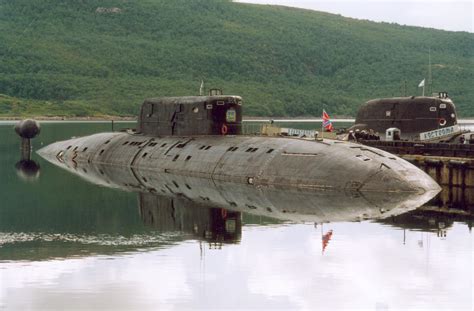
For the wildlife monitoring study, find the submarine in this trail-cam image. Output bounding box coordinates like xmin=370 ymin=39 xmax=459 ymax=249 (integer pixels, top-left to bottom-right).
xmin=37 ymin=90 xmax=441 ymax=210
xmin=348 ymin=92 xmax=462 ymax=142
xmin=39 ymin=144 xmax=439 ymax=223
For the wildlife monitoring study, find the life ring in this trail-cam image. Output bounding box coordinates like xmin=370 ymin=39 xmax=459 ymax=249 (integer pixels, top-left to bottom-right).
xmin=221 ymin=124 xmax=228 ymax=135
xmin=439 ymin=118 xmax=447 ymax=126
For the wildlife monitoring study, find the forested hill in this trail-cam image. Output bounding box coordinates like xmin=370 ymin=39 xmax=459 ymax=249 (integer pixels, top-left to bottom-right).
xmin=0 ymin=0 xmax=473 ymax=117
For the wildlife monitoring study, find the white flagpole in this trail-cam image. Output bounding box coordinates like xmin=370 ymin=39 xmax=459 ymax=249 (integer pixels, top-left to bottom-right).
xmin=428 ymin=48 xmax=432 ymax=95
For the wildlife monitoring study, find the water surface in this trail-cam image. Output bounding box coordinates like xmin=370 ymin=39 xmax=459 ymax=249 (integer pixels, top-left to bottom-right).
xmin=0 ymin=122 xmax=472 ymax=310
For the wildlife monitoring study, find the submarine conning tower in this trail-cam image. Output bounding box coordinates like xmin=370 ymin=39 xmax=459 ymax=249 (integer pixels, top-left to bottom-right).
xmin=138 ymin=90 xmax=242 ymax=136
xmin=350 ymin=92 xmax=459 ymax=141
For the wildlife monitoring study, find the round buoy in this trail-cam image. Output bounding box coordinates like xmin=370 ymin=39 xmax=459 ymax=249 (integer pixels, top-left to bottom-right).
xmin=439 ymin=118 xmax=447 ymax=126
xmin=14 ymin=119 xmax=40 ymax=139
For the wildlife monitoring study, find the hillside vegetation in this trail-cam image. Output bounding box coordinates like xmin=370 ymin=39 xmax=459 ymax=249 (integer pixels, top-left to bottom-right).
xmin=0 ymin=0 xmax=472 ymax=117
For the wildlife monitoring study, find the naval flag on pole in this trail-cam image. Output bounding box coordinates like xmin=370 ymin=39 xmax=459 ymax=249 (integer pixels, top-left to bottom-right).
xmin=418 ymin=79 xmax=425 ymax=96
xmin=199 ymin=80 xmax=204 ymax=96
xmin=322 ymin=110 xmax=334 ymax=132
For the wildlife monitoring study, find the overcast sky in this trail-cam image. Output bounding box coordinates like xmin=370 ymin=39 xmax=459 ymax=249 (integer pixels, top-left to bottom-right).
xmin=236 ymin=0 xmax=473 ymax=33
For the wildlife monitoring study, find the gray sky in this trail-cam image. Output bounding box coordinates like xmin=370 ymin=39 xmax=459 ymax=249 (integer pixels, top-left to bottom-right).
xmin=236 ymin=0 xmax=473 ymax=32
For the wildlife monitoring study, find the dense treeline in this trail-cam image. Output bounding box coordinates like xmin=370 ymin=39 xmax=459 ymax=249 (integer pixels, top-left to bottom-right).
xmin=0 ymin=0 xmax=472 ymax=117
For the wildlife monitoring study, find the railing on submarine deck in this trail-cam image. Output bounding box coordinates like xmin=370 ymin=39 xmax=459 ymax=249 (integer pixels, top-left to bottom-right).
xmin=242 ymin=122 xmax=264 ymax=135
xmin=244 ymin=123 xmax=339 ymax=139
xmin=361 ymin=140 xmax=474 ymax=158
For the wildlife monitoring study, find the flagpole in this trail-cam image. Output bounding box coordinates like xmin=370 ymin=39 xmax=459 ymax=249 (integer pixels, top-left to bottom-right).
xmin=321 ymin=118 xmax=324 ymax=139
xmin=428 ymin=47 xmax=432 ymax=95
xmin=321 ymin=223 xmax=323 ymax=254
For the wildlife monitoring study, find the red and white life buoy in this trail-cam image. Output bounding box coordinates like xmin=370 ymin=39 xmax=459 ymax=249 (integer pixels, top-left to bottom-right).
xmin=439 ymin=118 xmax=447 ymax=126
xmin=221 ymin=124 xmax=228 ymax=135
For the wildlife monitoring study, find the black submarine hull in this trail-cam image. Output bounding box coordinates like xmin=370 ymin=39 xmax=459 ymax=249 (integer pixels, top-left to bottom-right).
xmin=350 ymin=95 xmax=461 ymax=142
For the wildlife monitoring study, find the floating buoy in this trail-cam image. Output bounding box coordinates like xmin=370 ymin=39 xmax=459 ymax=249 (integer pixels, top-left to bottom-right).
xmin=14 ymin=119 xmax=40 ymax=139
xmin=14 ymin=119 xmax=40 ymax=162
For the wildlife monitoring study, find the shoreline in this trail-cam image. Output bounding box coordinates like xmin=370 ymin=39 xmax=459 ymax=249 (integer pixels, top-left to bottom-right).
xmin=0 ymin=116 xmax=136 ymax=121
xmin=1 ymin=116 xmax=474 ymax=124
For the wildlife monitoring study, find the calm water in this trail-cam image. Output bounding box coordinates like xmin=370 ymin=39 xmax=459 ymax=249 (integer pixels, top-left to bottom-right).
xmin=0 ymin=122 xmax=472 ymax=310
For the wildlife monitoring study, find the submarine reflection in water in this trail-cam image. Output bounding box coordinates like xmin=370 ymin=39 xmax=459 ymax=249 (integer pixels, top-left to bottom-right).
xmin=139 ymin=193 xmax=242 ymax=246
xmin=377 ymin=208 xmax=473 ymax=243
xmin=39 ymin=148 xmax=439 ymax=223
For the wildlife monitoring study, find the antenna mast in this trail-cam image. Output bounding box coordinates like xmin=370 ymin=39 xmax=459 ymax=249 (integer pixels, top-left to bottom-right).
xmin=428 ymin=48 xmax=432 ymax=95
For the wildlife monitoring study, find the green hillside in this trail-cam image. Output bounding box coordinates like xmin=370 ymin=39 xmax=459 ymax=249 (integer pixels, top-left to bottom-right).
xmin=0 ymin=0 xmax=472 ymax=117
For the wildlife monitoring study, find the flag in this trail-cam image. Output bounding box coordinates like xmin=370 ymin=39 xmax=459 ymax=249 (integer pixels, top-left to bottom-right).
xmin=322 ymin=230 xmax=333 ymax=253
xmin=418 ymin=79 xmax=425 ymax=88
xmin=322 ymin=109 xmax=334 ymax=132
xmin=199 ymin=80 xmax=204 ymax=96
